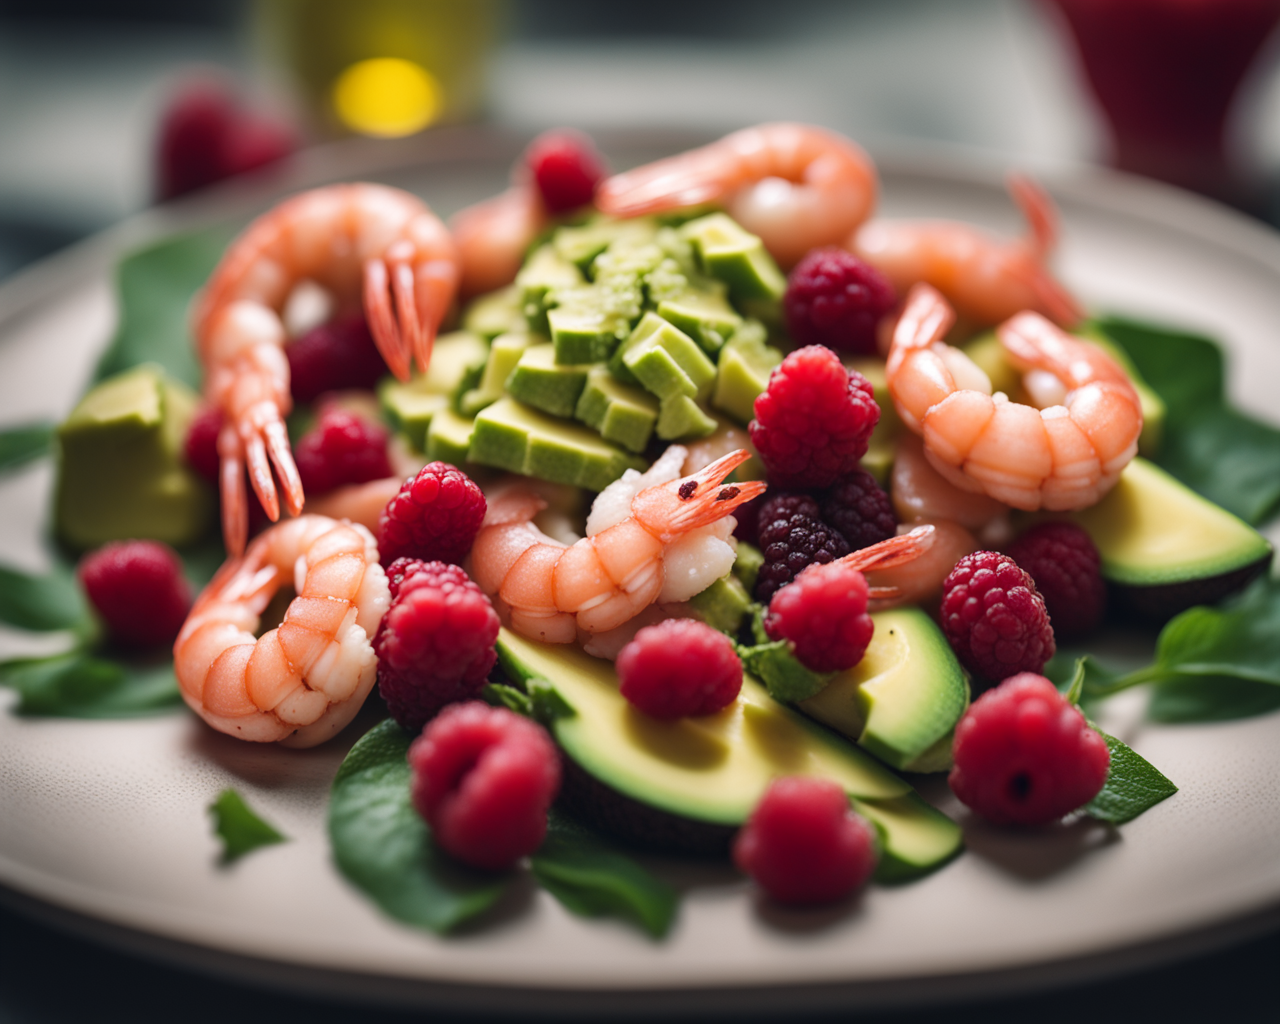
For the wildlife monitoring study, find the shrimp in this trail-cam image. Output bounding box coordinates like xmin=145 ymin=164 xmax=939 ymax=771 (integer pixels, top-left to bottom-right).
xmin=850 ymin=175 xmax=1082 ymax=330
xmin=173 ymin=515 xmax=390 ymax=748
xmin=596 ymin=123 xmax=878 ymax=269
xmin=468 ymin=449 xmax=766 ymax=643
xmin=865 ymin=521 xmax=978 ymax=609
xmin=195 ymin=184 xmax=459 ymax=556
xmin=886 ymin=283 xmax=1142 ymax=512
xmin=450 ymin=186 xmax=547 ymax=298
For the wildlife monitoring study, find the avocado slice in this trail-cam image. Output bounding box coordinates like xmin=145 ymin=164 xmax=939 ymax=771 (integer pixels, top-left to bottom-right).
xmin=424 ymin=408 xmax=475 ymax=467
xmin=680 ymin=213 xmax=787 ymax=302
xmin=655 ymin=393 xmax=718 ymax=441
xmin=517 ymin=245 xmax=584 ymax=334
xmin=1066 ymin=457 xmax=1273 ymax=621
xmin=612 ymin=312 xmax=717 ymax=401
xmin=710 ymin=321 xmax=782 ymax=426
xmin=574 ymin=366 xmax=659 ymax=453
xmin=554 ymin=216 xmax=659 ymax=272
xmin=844 ymin=356 xmax=904 ymax=485
xmin=380 ymin=330 xmax=488 ymax=450
xmin=496 ymin=629 xmax=962 ymax=877
xmin=657 ymin=280 xmax=742 ymax=357
xmin=456 ymin=331 xmax=535 ymax=418
xmin=505 ymin=343 xmax=594 ymax=419
xmin=462 ymin=284 xmax=524 ymax=340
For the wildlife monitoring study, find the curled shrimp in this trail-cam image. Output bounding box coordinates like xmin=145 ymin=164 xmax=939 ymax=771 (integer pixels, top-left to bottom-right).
xmin=596 ymin=123 xmax=878 ymax=269
xmin=450 ymin=186 xmax=547 ymax=298
xmin=469 ymin=448 xmax=766 ymax=643
xmin=173 ymin=515 xmax=390 ymax=747
xmin=195 ymin=184 xmax=459 ymax=555
xmin=851 ymin=175 xmax=1081 ymax=330
xmin=886 ymin=283 xmax=1142 ymax=511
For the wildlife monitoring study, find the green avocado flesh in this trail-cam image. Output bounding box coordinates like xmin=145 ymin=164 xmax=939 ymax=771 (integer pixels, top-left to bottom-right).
xmin=496 ymin=629 xmax=962 ymax=877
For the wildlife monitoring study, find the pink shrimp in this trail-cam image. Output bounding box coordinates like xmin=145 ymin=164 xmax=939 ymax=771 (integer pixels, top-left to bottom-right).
xmin=173 ymin=515 xmax=390 ymax=747
xmin=468 ymin=449 xmax=766 ymax=643
xmin=850 ymin=175 xmax=1082 ymax=330
xmin=886 ymin=283 xmax=1142 ymax=511
xmin=596 ymin=123 xmax=878 ymax=269
xmin=195 ymin=184 xmax=459 ymax=556
xmin=450 ymin=186 xmax=548 ymax=298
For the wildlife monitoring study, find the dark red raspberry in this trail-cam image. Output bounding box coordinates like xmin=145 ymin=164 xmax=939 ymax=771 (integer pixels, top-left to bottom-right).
xmin=374 ymin=560 xmax=501 ymax=733
xmin=755 ymin=510 xmax=850 ymax=604
xmin=378 ymin=462 xmax=487 ymax=568
xmin=78 ymin=540 xmax=192 ymax=649
xmin=749 ymin=346 xmax=880 ymax=489
xmin=764 ymin=562 xmax=872 ymax=673
xmin=524 ymin=129 xmax=606 ymax=214
xmin=949 ymin=673 xmax=1111 ymax=826
xmin=784 ymin=248 xmax=897 ymax=355
xmin=733 ymin=776 xmax=878 ymax=904
xmin=184 ymin=405 xmax=223 ymax=485
xmin=409 ymin=701 xmax=561 ymax=871
xmin=820 ymin=470 xmax=897 ymax=551
xmin=286 ymin=312 xmax=388 ymax=405
xmin=294 ymin=409 xmax=392 ymax=496
xmin=616 ymin=619 xmax=743 ymax=718
xmin=1007 ymin=522 xmax=1106 ymax=640
xmin=940 ymin=551 xmax=1055 ymax=683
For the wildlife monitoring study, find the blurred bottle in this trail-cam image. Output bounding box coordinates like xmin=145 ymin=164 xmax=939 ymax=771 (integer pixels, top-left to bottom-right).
xmin=255 ymin=0 xmax=501 ymax=139
xmin=1047 ymin=0 xmax=1280 ymax=205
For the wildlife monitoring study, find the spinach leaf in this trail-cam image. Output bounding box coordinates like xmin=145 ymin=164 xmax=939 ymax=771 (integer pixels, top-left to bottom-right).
xmin=328 ymin=719 xmax=512 ymax=934
xmin=1147 ymin=675 xmax=1280 ymax=723
xmin=209 ymin=788 xmax=287 ymax=863
xmin=0 ymin=563 xmax=86 ymax=632
xmin=0 ymin=421 xmax=54 ymax=473
xmin=1084 ymin=730 xmax=1178 ymax=825
xmin=0 ymin=652 xmax=182 ymax=717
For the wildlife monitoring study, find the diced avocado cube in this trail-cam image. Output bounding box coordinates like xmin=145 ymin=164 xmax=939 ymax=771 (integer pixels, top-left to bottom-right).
xmin=517 ymin=245 xmax=584 ymax=333
xmin=688 ymin=573 xmax=753 ymax=635
xmin=462 ymin=285 xmax=524 ymax=340
xmin=657 ymin=279 xmax=742 ymax=357
xmin=469 ymin=397 xmax=644 ymax=491
xmin=712 ymin=321 xmax=783 ymax=425
xmin=1078 ymin=326 xmax=1167 ymax=457
xmin=505 ymin=344 xmax=593 ymax=419
xmin=548 ymin=303 xmax=629 ymax=365
xmin=733 ymin=541 xmax=764 ymax=594
xmin=555 ymin=216 xmax=659 ymax=273
xmin=574 ymin=366 xmax=659 ymax=453
xmin=458 ymin=331 xmax=535 ymax=417
xmin=681 ymin=212 xmax=786 ymax=301
xmin=958 ymin=332 xmax=1022 ymax=399
xmin=656 ymin=394 xmax=718 ymax=441
xmin=425 ymin=408 xmax=475 ymax=467
xmin=55 ymin=365 xmax=213 ymax=549
xmin=380 ymin=331 xmax=488 ymax=449
xmin=380 ymin=384 xmax=449 ymax=452
xmin=844 ymin=356 xmax=902 ymax=484
xmin=616 ymin=312 xmax=717 ymax=402
xmin=421 ymin=331 xmax=489 ymax=395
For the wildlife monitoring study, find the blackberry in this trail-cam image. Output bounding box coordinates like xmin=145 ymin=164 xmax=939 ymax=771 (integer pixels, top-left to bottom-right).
xmin=820 ymin=470 xmax=897 ymax=551
xmin=755 ymin=510 xmax=850 ymax=603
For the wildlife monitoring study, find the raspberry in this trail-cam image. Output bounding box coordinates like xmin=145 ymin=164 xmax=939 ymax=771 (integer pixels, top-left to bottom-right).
xmin=949 ymin=673 xmax=1111 ymax=826
xmin=374 ymin=560 xmax=501 ymax=733
xmin=749 ymin=346 xmax=880 ymax=489
xmin=294 ymin=409 xmax=392 ymax=496
xmin=184 ymin=405 xmax=223 ymax=485
xmin=616 ymin=619 xmax=743 ymax=718
xmin=820 ymin=469 xmax=897 ymax=551
xmin=78 ymin=541 xmax=192 ymax=649
xmin=378 ymin=462 xmax=487 ymax=568
xmin=286 ymin=312 xmax=388 ymax=404
xmin=733 ymin=777 xmax=878 ymax=904
xmin=754 ymin=509 xmax=850 ymax=604
xmin=784 ymin=248 xmax=897 ymax=356
xmin=409 ymin=701 xmax=561 ymax=871
xmin=1007 ymin=522 xmax=1106 ymax=640
xmin=764 ymin=562 xmax=872 ymax=673
xmin=940 ymin=551 xmax=1055 ymax=684
xmin=524 ymin=129 xmax=606 ymax=214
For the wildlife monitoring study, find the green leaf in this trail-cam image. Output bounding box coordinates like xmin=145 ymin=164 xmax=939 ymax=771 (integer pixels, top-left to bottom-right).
xmin=1084 ymin=730 xmax=1178 ymax=825
xmin=1062 ymin=657 xmax=1087 ymax=705
xmin=0 ymin=652 xmax=182 ymax=717
xmin=1148 ymin=675 xmax=1280 ymax=723
xmin=0 ymin=563 xmax=87 ymax=632
xmin=1093 ymin=317 xmax=1224 ymax=420
xmin=328 ymin=718 xmax=512 ymax=934
xmin=0 ymin=421 xmax=54 ymax=473
xmin=1151 ymin=577 xmax=1280 ymax=685
xmin=209 ymin=788 xmax=287 ymax=864
xmin=531 ymin=808 xmax=678 ymax=939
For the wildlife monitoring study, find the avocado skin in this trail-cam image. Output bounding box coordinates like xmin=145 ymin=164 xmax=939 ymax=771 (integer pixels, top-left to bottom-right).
xmin=1108 ymin=553 xmax=1271 ymax=625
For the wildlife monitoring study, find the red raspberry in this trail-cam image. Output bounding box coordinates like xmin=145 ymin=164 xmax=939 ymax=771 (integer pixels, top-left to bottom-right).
xmin=374 ymin=560 xmax=501 ymax=733
xmin=949 ymin=673 xmax=1111 ymax=826
xmin=616 ymin=619 xmax=743 ymax=718
xmin=764 ymin=561 xmax=872 ymax=674
xmin=78 ymin=540 xmax=192 ymax=649
xmin=286 ymin=312 xmax=388 ymax=405
xmin=733 ymin=776 xmax=878 ymax=904
xmin=378 ymin=462 xmax=487 ymax=568
xmin=524 ymin=129 xmax=607 ymax=214
xmin=820 ymin=469 xmax=897 ymax=551
xmin=184 ymin=405 xmax=223 ymax=485
xmin=755 ymin=508 xmax=850 ymax=604
xmin=784 ymin=248 xmax=897 ymax=355
xmin=749 ymin=346 xmax=880 ymax=489
xmin=294 ymin=409 xmax=392 ymax=496
xmin=940 ymin=551 xmax=1055 ymax=683
xmin=1007 ymin=522 xmax=1107 ymax=640
xmin=409 ymin=701 xmax=561 ymax=871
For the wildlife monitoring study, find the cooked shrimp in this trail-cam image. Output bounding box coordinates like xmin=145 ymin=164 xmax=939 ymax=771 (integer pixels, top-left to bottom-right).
xmin=195 ymin=184 xmax=459 ymax=555
xmin=865 ymin=521 xmax=977 ymax=609
xmin=450 ymin=186 xmax=547 ymax=298
xmin=596 ymin=123 xmax=877 ymax=269
xmin=173 ymin=515 xmax=390 ymax=748
xmin=891 ymin=433 xmax=1011 ymax=546
xmin=851 ymin=175 xmax=1081 ymax=329
xmin=886 ymin=283 xmax=1142 ymax=511
xmin=468 ymin=448 xmax=766 ymax=643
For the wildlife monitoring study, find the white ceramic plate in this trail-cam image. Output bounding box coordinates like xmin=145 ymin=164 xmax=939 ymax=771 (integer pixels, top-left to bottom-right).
xmin=1 ymin=130 xmax=1279 ymax=1016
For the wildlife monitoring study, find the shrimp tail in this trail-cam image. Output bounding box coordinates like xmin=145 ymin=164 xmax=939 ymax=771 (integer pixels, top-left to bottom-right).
xmin=364 ymin=258 xmax=413 ymax=382
xmin=837 ymin=525 xmax=936 ymax=573
xmin=649 ymin=449 xmax=768 ymax=537
xmin=1008 ymin=174 xmax=1083 ymax=328
xmin=866 ymin=585 xmax=901 ymax=601
xmin=596 ymin=147 xmax=727 ymax=216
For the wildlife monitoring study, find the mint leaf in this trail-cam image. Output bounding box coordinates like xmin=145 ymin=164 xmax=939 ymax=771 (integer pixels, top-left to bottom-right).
xmin=209 ymin=788 xmax=287 ymax=864
xmin=0 ymin=421 xmax=54 ymax=473
xmin=1085 ymin=730 xmax=1177 ymax=825
xmin=0 ymin=563 xmax=86 ymax=632
xmin=531 ymin=808 xmax=678 ymax=938
xmin=328 ymin=719 xmax=512 ymax=934
xmin=738 ymin=639 xmax=833 ymax=702
xmin=0 ymin=653 xmax=182 ymax=717
xmin=1148 ymin=675 xmax=1280 ymax=723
